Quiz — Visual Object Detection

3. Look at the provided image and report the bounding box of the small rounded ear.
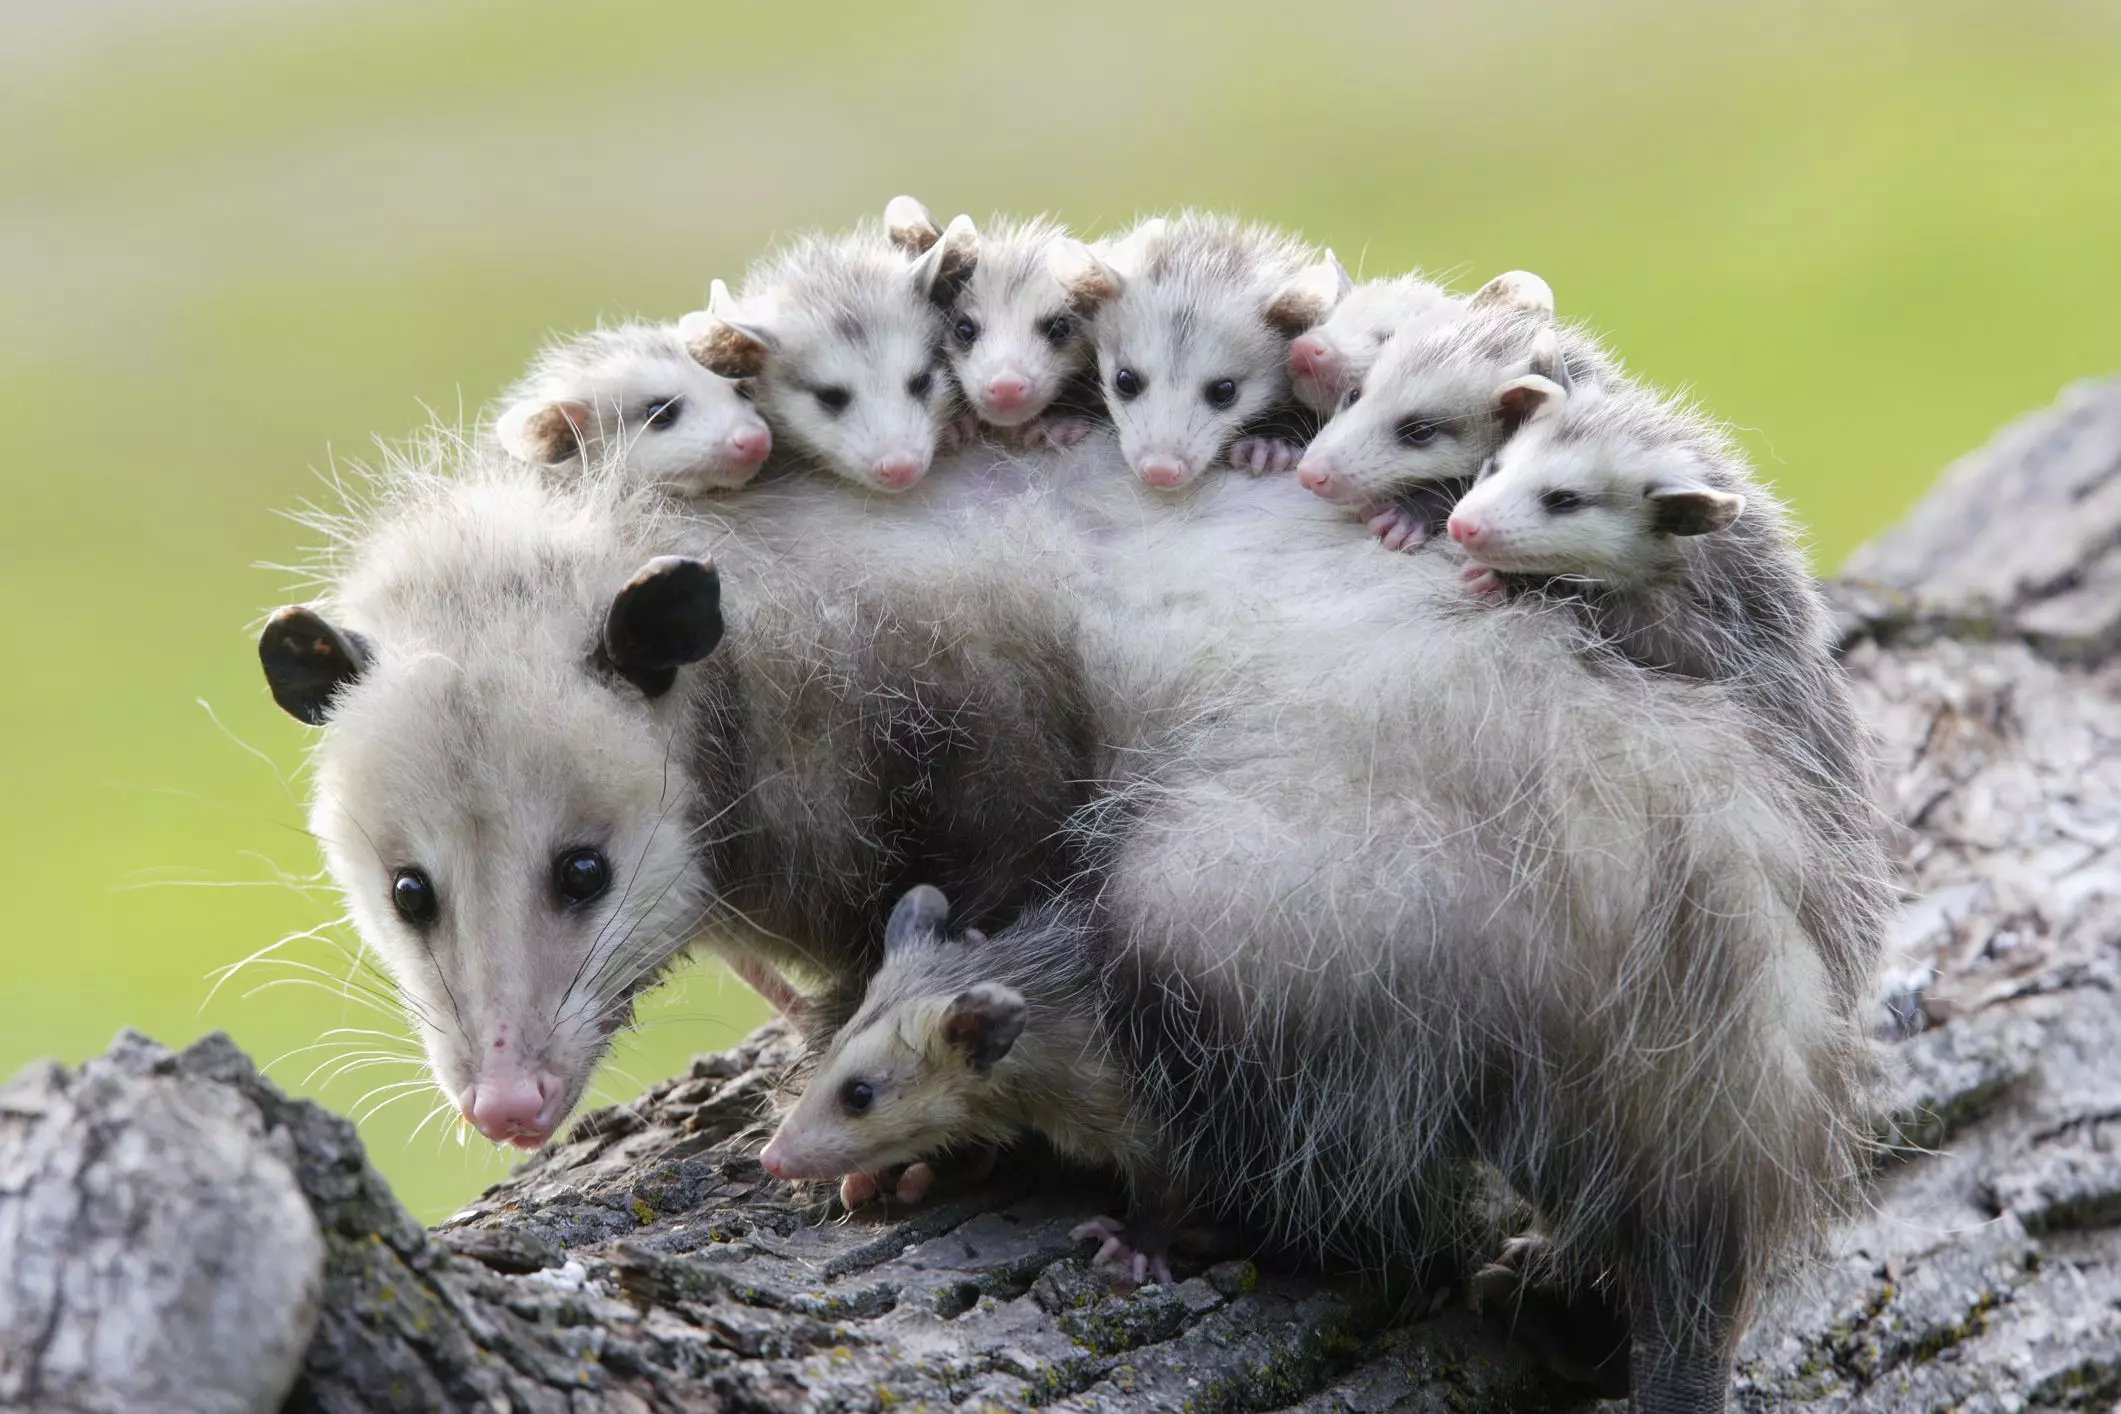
[1495,373,1567,430]
[940,983,1026,1072]
[911,213,980,307]
[884,194,943,255]
[1469,270,1555,317]
[602,556,723,699]
[1265,257,1349,338]
[1647,483,1746,537]
[681,281,776,379]
[884,884,951,953]
[1323,247,1355,299]
[497,398,589,465]
[1048,238,1123,310]
[259,606,369,725]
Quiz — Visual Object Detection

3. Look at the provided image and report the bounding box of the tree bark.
[5,378,2120,1413]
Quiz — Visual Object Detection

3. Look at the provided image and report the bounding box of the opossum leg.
[1627,1265,1740,1414]
[1068,1215,1173,1286]
[1367,504,1432,553]
[1461,564,1507,596]
[715,948,807,1019]
[1227,435,1305,475]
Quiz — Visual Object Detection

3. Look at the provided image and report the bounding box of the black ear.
[602,556,723,698]
[940,983,1026,1071]
[259,606,368,725]
[884,884,951,953]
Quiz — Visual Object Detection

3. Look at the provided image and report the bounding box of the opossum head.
[1069,213,1344,489]
[1450,380,1746,585]
[496,323,771,493]
[260,467,725,1148]
[1287,270,1457,417]
[1295,272,1560,512]
[760,886,1026,1182]
[683,224,965,494]
[940,215,1102,428]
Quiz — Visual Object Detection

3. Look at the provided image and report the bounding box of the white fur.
[1289,273,1458,416]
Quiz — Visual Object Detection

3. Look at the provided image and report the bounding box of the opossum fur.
[1288,267,1458,417]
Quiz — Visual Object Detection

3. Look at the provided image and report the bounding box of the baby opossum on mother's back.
[1447,372,1890,1005]
[495,323,773,494]
[1053,213,1347,488]
[683,216,969,494]
[1286,263,1458,418]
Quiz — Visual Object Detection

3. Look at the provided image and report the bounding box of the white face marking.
[1094,288,1287,488]
[1450,426,1685,581]
[1294,349,1499,509]
[947,231,1093,428]
[752,299,951,493]
[761,992,975,1180]
[561,348,771,492]
[1290,279,1456,416]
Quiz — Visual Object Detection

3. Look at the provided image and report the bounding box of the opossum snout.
[982,373,1032,416]
[461,1069,565,1149]
[727,424,771,465]
[869,452,928,491]
[1296,453,1345,499]
[1447,512,1484,547]
[1136,454,1192,490]
[1289,334,1335,381]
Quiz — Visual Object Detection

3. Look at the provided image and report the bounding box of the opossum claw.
[1070,1215,1171,1285]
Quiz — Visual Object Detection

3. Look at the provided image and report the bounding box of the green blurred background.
[2,0,2115,1222]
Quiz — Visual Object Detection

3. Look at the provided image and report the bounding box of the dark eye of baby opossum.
[1114,368,1144,401]
[1039,314,1073,345]
[1341,387,1361,410]
[1396,416,1444,447]
[840,1079,875,1115]
[553,847,611,905]
[642,395,685,431]
[1540,488,1587,514]
[815,386,852,415]
[953,316,979,348]
[392,867,439,927]
[907,369,934,400]
[1204,378,1238,409]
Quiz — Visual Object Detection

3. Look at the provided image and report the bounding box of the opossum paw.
[893,1161,936,1204]
[1070,1215,1173,1286]
[1461,564,1506,597]
[1368,506,1431,552]
[1019,415,1096,449]
[943,413,982,452]
[839,1172,880,1209]
[1467,1232,1550,1313]
[1229,436,1304,475]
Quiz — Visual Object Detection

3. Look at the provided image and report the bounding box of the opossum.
[1287,265,1457,417]
[495,323,772,494]
[1293,272,1599,548]
[1051,213,1346,488]
[759,885,1175,1278]
[1447,372,1891,1006]
[262,421,1886,1411]
[681,217,969,493]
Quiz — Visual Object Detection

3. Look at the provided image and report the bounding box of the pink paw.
[1228,436,1304,475]
[1017,415,1096,450]
[1070,1215,1173,1286]
[1461,564,1506,597]
[1365,504,1431,553]
[942,413,982,453]
[837,1161,936,1210]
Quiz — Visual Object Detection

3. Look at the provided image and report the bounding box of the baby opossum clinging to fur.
[495,323,772,494]
[682,215,969,493]
[1295,271,1601,548]
[1286,263,1458,418]
[1051,212,1348,488]
[885,196,1108,448]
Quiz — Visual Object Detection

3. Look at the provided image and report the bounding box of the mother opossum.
[258,426,1886,1413]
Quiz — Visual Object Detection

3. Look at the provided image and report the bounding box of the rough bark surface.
[5,378,2121,1414]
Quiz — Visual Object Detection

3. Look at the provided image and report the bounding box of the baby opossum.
[681,217,970,493]
[1448,372,1890,1006]
[760,885,1174,1279]
[1287,264,1457,418]
[1051,213,1346,488]
[495,323,772,494]
[1294,272,1593,548]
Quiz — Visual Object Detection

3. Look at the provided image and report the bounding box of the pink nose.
[871,453,925,490]
[1296,458,1334,495]
[728,425,770,464]
[1137,456,1189,489]
[984,375,1031,413]
[1448,514,1481,546]
[759,1137,789,1179]
[1290,336,1333,379]
[463,1071,563,1149]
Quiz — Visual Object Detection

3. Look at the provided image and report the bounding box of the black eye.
[908,369,935,399]
[1040,314,1073,345]
[1204,378,1238,409]
[554,848,610,905]
[1540,489,1586,514]
[1396,417,1444,447]
[643,395,684,430]
[840,1079,875,1115]
[815,386,852,414]
[1113,368,1143,401]
[1340,387,1361,410]
[953,317,980,348]
[392,867,438,927]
